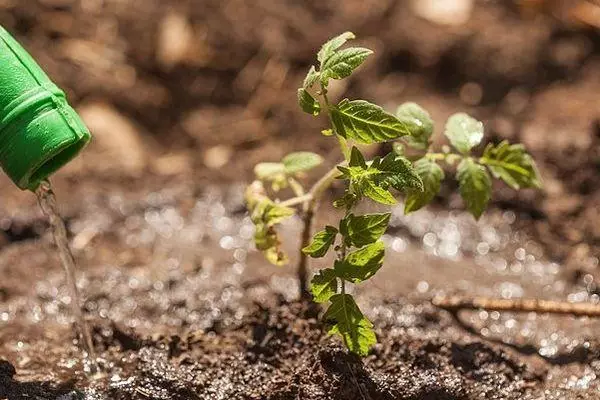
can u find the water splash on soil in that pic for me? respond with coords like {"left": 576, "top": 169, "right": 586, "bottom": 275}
{"left": 2, "top": 184, "right": 599, "bottom": 397}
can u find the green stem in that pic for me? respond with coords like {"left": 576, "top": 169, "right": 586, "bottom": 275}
{"left": 279, "top": 193, "right": 312, "bottom": 207}
{"left": 297, "top": 165, "right": 343, "bottom": 297}
{"left": 321, "top": 87, "right": 350, "bottom": 161}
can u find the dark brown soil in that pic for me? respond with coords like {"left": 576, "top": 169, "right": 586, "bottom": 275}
{"left": 1, "top": 0, "right": 600, "bottom": 398}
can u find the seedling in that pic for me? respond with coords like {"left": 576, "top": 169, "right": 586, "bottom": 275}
{"left": 245, "top": 32, "right": 540, "bottom": 356}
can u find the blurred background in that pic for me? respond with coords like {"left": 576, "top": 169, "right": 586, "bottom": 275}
{"left": 1, "top": 0, "right": 600, "bottom": 396}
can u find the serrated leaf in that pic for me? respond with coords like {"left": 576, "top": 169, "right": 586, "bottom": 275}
{"left": 457, "top": 158, "right": 491, "bottom": 219}
{"left": 317, "top": 31, "right": 355, "bottom": 64}
{"left": 335, "top": 241, "right": 385, "bottom": 283}
{"left": 310, "top": 269, "right": 338, "bottom": 303}
{"left": 282, "top": 152, "right": 323, "bottom": 174}
{"left": 331, "top": 99, "right": 411, "bottom": 144}
{"left": 298, "top": 88, "right": 321, "bottom": 116}
{"left": 341, "top": 213, "right": 390, "bottom": 247}
{"left": 254, "top": 162, "right": 285, "bottom": 180}
{"left": 404, "top": 158, "right": 444, "bottom": 214}
{"left": 337, "top": 150, "right": 421, "bottom": 206}
{"left": 481, "top": 141, "right": 541, "bottom": 190}
{"left": 444, "top": 113, "right": 484, "bottom": 154}
{"left": 362, "top": 179, "right": 396, "bottom": 205}
{"left": 302, "top": 226, "right": 338, "bottom": 258}
{"left": 377, "top": 153, "right": 423, "bottom": 192}
{"left": 396, "top": 102, "right": 434, "bottom": 150}
{"left": 303, "top": 65, "right": 320, "bottom": 89}
{"left": 324, "top": 294, "right": 376, "bottom": 356}
{"left": 321, "top": 47, "right": 372, "bottom": 84}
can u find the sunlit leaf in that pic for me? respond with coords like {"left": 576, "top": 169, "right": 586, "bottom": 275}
{"left": 282, "top": 151, "right": 323, "bottom": 174}
{"left": 303, "top": 65, "right": 320, "bottom": 89}
{"left": 444, "top": 113, "right": 484, "bottom": 154}
{"left": 254, "top": 162, "right": 285, "bottom": 180}
{"left": 331, "top": 99, "right": 411, "bottom": 144}
{"left": 310, "top": 268, "right": 338, "bottom": 303}
{"left": 302, "top": 226, "right": 338, "bottom": 258}
{"left": 317, "top": 31, "right": 356, "bottom": 64}
{"left": 376, "top": 153, "right": 423, "bottom": 192}
{"left": 337, "top": 148, "right": 421, "bottom": 206}
{"left": 334, "top": 241, "right": 385, "bottom": 283}
{"left": 481, "top": 141, "right": 541, "bottom": 190}
{"left": 340, "top": 213, "right": 390, "bottom": 247}
{"left": 396, "top": 102, "right": 434, "bottom": 150}
{"left": 324, "top": 294, "right": 376, "bottom": 356}
{"left": 321, "top": 47, "right": 372, "bottom": 84}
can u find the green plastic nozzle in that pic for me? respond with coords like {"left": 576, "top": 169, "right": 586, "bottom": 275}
{"left": 0, "top": 25, "right": 91, "bottom": 191}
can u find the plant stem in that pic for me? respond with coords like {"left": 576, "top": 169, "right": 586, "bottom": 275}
{"left": 321, "top": 87, "right": 350, "bottom": 161}
{"left": 297, "top": 165, "right": 342, "bottom": 297}
{"left": 279, "top": 194, "right": 313, "bottom": 207}
{"left": 433, "top": 295, "right": 600, "bottom": 317}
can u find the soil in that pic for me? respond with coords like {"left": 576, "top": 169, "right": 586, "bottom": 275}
{"left": 1, "top": 0, "right": 600, "bottom": 398}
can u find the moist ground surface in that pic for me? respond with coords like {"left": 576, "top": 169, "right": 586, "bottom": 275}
{"left": 1, "top": 0, "right": 600, "bottom": 398}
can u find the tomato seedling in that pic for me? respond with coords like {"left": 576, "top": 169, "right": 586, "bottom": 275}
{"left": 245, "top": 32, "right": 540, "bottom": 356}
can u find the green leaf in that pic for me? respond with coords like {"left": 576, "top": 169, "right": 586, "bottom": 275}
{"left": 396, "top": 102, "right": 434, "bottom": 150}
{"left": 254, "top": 162, "right": 285, "bottom": 180}
{"left": 349, "top": 146, "right": 367, "bottom": 168}
{"left": 302, "top": 226, "right": 338, "bottom": 258}
{"left": 297, "top": 88, "right": 321, "bottom": 116}
{"left": 340, "top": 213, "right": 390, "bottom": 247}
{"left": 245, "top": 184, "right": 293, "bottom": 266}
{"left": 264, "top": 246, "right": 288, "bottom": 266}
{"left": 321, "top": 47, "right": 373, "bottom": 84}
{"left": 337, "top": 151, "right": 421, "bottom": 206}
{"left": 263, "top": 203, "right": 295, "bottom": 226}
{"left": 456, "top": 158, "right": 491, "bottom": 219}
{"left": 331, "top": 99, "right": 411, "bottom": 144}
{"left": 282, "top": 152, "right": 323, "bottom": 174}
{"left": 333, "top": 191, "right": 359, "bottom": 210}
{"left": 362, "top": 179, "right": 397, "bottom": 205}
{"left": 481, "top": 141, "right": 541, "bottom": 190}
{"left": 324, "top": 294, "right": 376, "bottom": 356}
{"left": 317, "top": 31, "right": 355, "bottom": 64}
{"left": 376, "top": 153, "right": 423, "bottom": 192}
{"left": 404, "top": 158, "right": 444, "bottom": 214}
{"left": 310, "top": 268, "right": 338, "bottom": 303}
{"left": 303, "top": 65, "right": 320, "bottom": 89}
{"left": 335, "top": 241, "right": 385, "bottom": 283}
{"left": 444, "top": 113, "right": 484, "bottom": 154}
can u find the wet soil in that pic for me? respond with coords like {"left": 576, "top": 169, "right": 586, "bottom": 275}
{"left": 1, "top": 0, "right": 600, "bottom": 398}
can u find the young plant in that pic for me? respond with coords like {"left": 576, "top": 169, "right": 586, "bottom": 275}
{"left": 245, "top": 32, "right": 540, "bottom": 356}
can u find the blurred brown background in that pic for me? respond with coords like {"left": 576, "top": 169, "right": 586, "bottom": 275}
{"left": 0, "top": 0, "right": 599, "bottom": 270}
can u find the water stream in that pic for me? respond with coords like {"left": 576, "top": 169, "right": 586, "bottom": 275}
{"left": 35, "top": 180, "right": 96, "bottom": 370}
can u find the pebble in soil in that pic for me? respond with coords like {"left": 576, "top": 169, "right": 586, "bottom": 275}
{"left": 1, "top": 185, "right": 600, "bottom": 399}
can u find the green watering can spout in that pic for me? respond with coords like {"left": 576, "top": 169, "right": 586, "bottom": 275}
{"left": 0, "top": 25, "right": 91, "bottom": 191}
